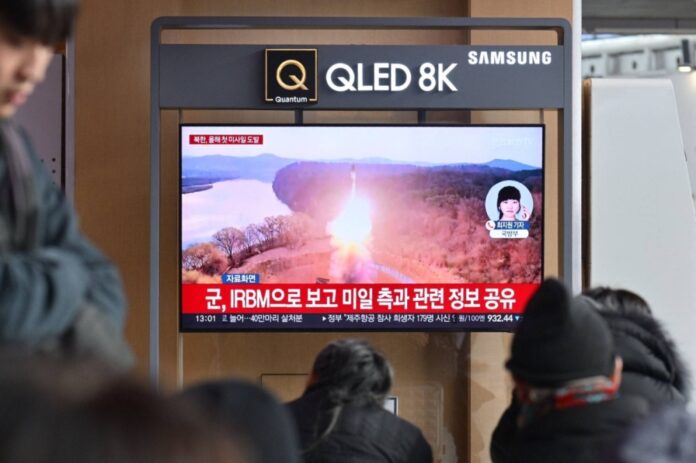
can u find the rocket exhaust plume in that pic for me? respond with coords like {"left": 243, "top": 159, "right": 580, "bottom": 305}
{"left": 327, "top": 165, "right": 375, "bottom": 283}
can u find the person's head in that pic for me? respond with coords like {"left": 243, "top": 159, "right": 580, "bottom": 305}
{"left": 0, "top": 351, "right": 244, "bottom": 463}
{"left": 497, "top": 185, "right": 521, "bottom": 220}
{"left": 506, "top": 279, "right": 621, "bottom": 392}
{"left": 177, "top": 380, "right": 301, "bottom": 463}
{"left": 582, "top": 287, "right": 652, "bottom": 317}
{"left": 0, "top": 0, "right": 79, "bottom": 118}
{"left": 0, "top": 349, "right": 119, "bottom": 454}
{"left": 308, "top": 338, "right": 392, "bottom": 407}
{"left": 6, "top": 380, "right": 246, "bottom": 463}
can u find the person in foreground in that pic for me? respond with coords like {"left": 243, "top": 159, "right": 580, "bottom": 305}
{"left": 606, "top": 406, "right": 696, "bottom": 463}
{"left": 0, "top": 0, "right": 130, "bottom": 368}
{"left": 490, "top": 279, "right": 649, "bottom": 463}
{"left": 583, "top": 287, "right": 690, "bottom": 408}
{"left": 288, "top": 339, "right": 433, "bottom": 463}
{"left": 177, "top": 379, "right": 302, "bottom": 463}
{"left": 0, "top": 362, "right": 245, "bottom": 463}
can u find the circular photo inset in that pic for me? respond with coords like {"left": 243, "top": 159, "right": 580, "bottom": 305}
{"left": 485, "top": 180, "right": 534, "bottom": 222}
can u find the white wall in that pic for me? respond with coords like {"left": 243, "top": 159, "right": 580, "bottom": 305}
{"left": 588, "top": 79, "right": 696, "bottom": 403}
{"left": 669, "top": 72, "right": 696, "bottom": 210}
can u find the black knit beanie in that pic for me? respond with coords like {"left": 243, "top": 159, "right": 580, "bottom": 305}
{"left": 506, "top": 278, "right": 616, "bottom": 386}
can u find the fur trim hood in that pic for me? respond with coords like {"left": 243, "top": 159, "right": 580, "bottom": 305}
{"left": 600, "top": 310, "right": 691, "bottom": 402}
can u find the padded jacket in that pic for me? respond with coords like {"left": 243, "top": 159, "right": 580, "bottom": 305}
{"left": 288, "top": 388, "right": 433, "bottom": 463}
{"left": 491, "top": 394, "right": 649, "bottom": 463}
{"left": 600, "top": 310, "right": 690, "bottom": 407}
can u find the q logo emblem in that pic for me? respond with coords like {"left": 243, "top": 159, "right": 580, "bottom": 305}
{"left": 276, "top": 59, "right": 308, "bottom": 91}
{"left": 265, "top": 49, "right": 317, "bottom": 103}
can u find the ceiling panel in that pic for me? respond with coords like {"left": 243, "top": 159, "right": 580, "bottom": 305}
{"left": 584, "top": 0, "right": 696, "bottom": 31}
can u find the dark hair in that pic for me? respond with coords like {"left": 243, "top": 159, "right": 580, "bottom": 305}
{"left": 0, "top": 349, "right": 119, "bottom": 462}
{"left": 177, "top": 380, "right": 302, "bottom": 463}
{"left": 582, "top": 287, "right": 652, "bottom": 317}
{"left": 0, "top": 0, "right": 79, "bottom": 45}
{"left": 311, "top": 338, "right": 392, "bottom": 408}
{"left": 497, "top": 185, "right": 521, "bottom": 219}
{"left": 303, "top": 339, "right": 393, "bottom": 454}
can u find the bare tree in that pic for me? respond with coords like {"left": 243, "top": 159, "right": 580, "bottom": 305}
{"left": 264, "top": 216, "right": 283, "bottom": 245}
{"left": 213, "top": 227, "right": 246, "bottom": 267}
{"left": 182, "top": 243, "right": 226, "bottom": 275}
{"left": 257, "top": 217, "right": 277, "bottom": 247}
{"left": 244, "top": 224, "right": 264, "bottom": 254}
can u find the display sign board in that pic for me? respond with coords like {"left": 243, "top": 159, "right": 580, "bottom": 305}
{"left": 150, "top": 18, "right": 573, "bottom": 376}
{"left": 160, "top": 45, "right": 564, "bottom": 109}
{"left": 180, "top": 124, "right": 544, "bottom": 331}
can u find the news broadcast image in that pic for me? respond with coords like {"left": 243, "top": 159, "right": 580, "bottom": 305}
{"left": 180, "top": 125, "right": 543, "bottom": 331}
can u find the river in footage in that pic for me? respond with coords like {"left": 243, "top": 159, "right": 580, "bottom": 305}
{"left": 181, "top": 179, "right": 291, "bottom": 248}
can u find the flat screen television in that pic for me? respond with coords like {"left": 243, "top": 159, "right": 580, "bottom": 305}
{"left": 180, "top": 124, "right": 544, "bottom": 331}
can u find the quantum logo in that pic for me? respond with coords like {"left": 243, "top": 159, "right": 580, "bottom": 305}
{"left": 276, "top": 59, "right": 308, "bottom": 91}
{"left": 265, "top": 49, "right": 317, "bottom": 104}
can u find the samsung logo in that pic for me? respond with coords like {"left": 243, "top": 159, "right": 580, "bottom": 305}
{"left": 468, "top": 50, "right": 552, "bottom": 66}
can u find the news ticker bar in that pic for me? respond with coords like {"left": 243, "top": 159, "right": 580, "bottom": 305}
{"left": 181, "top": 283, "right": 538, "bottom": 314}
{"left": 181, "top": 312, "right": 522, "bottom": 331}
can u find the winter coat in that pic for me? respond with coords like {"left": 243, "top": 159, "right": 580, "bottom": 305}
{"left": 0, "top": 121, "right": 131, "bottom": 369}
{"left": 609, "top": 406, "right": 696, "bottom": 463}
{"left": 491, "top": 309, "right": 689, "bottom": 463}
{"left": 288, "top": 388, "right": 432, "bottom": 463}
{"left": 600, "top": 310, "right": 690, "bottom": 408}
{"left": 490, "top": 394, "right": 649, "bottom": 463}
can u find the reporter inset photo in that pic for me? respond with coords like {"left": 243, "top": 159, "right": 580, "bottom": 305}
{"left": 485, "top": 181, "right": 534, "bottom": 236}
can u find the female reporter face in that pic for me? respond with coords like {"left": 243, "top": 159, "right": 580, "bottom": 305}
{"left": 499, "top": 198, "right": 520, "bottom": 221}
{"left": 0, "top": 30, "right": 52, "bottom": 119}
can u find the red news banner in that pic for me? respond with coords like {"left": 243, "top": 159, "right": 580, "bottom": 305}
{"left": 182, "top": 283, "right": 538, "bottom": 315}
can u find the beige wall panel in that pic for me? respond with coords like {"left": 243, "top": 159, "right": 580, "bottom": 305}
{"left": 177, "top": 0, "right": 467, "bottom": 17}
{"left": 468, "top": 332, "right": 512, "bottom": 461}
{"left": 163, "top": 29, "right": 468, "bottom": 45}
{"left": 260, "top": 373, "right": 310, "bottom": 402}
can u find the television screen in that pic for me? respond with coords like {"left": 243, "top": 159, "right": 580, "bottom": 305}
{"left": 180, "top": 125, "right": 543, "bottom": 331}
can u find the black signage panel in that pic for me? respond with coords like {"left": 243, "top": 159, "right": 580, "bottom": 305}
{"left": 160, "top": 44, "right": 564, "bottom": 109}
